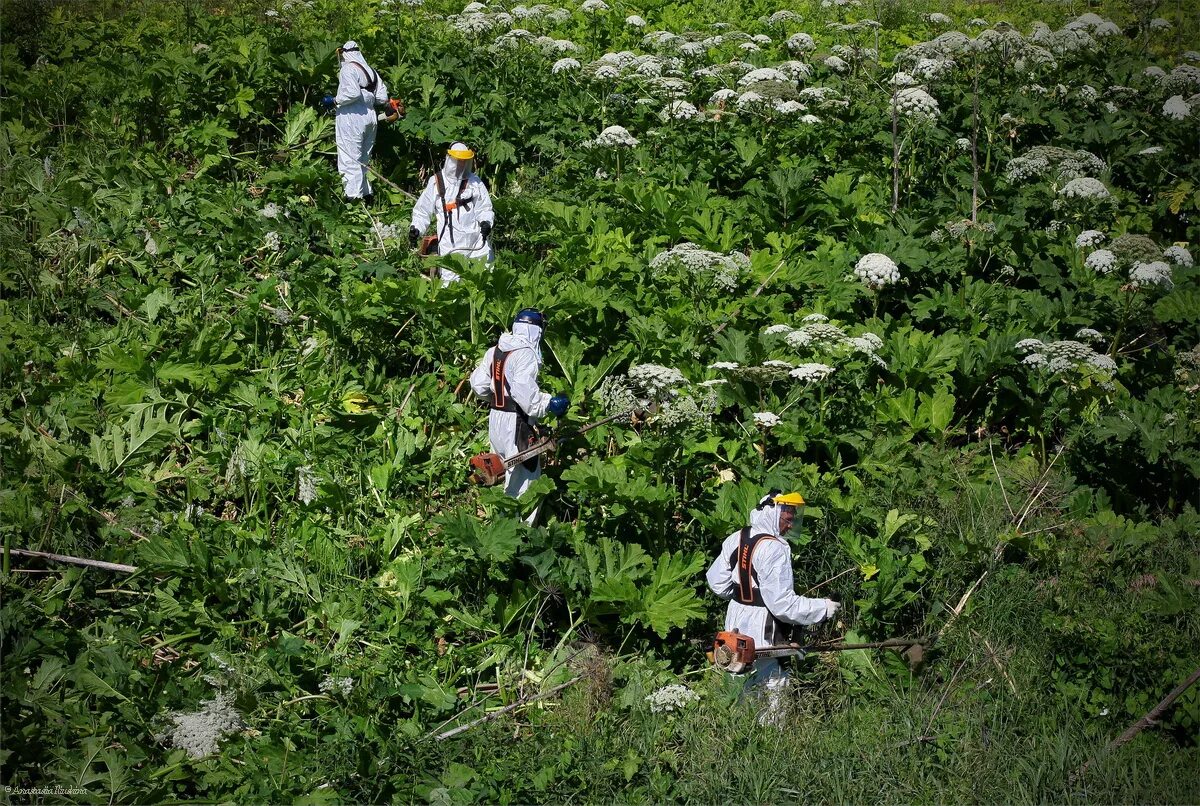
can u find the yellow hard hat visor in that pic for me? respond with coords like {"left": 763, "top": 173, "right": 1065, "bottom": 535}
{"left": 447, "top": 146, "right": 475, "bottom": 159}
{"left": 774, "top": 491, "right": 805, "bottom": 535}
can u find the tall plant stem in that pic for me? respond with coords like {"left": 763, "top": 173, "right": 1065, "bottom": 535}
{"left": 971, "top": 65, "right": 980, "bottom": 225}
{"left": 891, "top": 93, "right": 899, "bottom": 213}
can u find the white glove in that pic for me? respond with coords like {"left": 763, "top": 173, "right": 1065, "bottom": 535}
{"left": 824, "top": 599, "right": 841, "bottom": 620}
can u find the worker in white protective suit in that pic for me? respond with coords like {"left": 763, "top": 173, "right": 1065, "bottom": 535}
{"left": 409, "top": 142, "right": 494, "bottom": 286}
{"left": 332, "top": 41, "right": 389, "bottom": 201}
{"left": 706, "top": 490, "right": 841, "bottom": 725}
{"left": 469, "top": 309, "right": 569, "bottom": 515}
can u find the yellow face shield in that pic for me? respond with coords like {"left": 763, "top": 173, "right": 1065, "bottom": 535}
{"left": 774, "top": 492, "right": 806, "bottom": 535}
{"left": 447, "top": 146, "right": 475, "bottom": 160}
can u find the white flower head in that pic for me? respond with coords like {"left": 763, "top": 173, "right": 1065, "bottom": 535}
{"left": 823, "top": 55, "right": 848, "bottom": 72}
{"left": 1130, "top": 261, "right": 1173, "bottom": 290}
{"left": 591, "top": 125, "right": 638, "bottom": 147}
{"left": 1085, "top": 248, "right": 1118, "bottom": 275}
{"left": 708, "top": 361, "right": 740, "bottom": 370}
{"left": 1058, "top": 177, "right": 1110, "bottom": 200}
{"left": 1075, "top": 327, "right": 1104, "bottom": 344}
{"left": 736, "top": 91, "right": 766, "bottom": 110}
{"left": 645, "top": 684, "right": 700, "bottom": 713}
{"left": 753, "top": 411, "right": 782, "bottom": 428}
{"left": 155, "top": 692, "right": 244, "bottom": 759}
{"left": 553, "top": 57, "right": 581, "bottom": 73}
{"left": 625, "top": 14, "right": 646, "bottom": 27}
{"left": 580, "top": 0, "right": 608, "bottom": 12}
{"left": 297, "top": 465, "right": 318, "bottom": 504}
{"left": 787, "top": 32, "right": 816, "bottom": 52}
{"left": 660, "top": 100, "right": 700, "bottom": 120}
{"left": 891, "top": 87, "right": 941, "bottom": 121}
{"left": 319, "top": 675, "right": 355, "bottom": 696}
{"left": 789, "top": 363, "right": 834, "bottom": 383}
{"left": 260, "top": 202, "right": 281, "bottom": 219}
{"left": 739, "top": 67, "right": 790, "bottom": 87}
{"left": 1075, "top": 229, "right": 1106, "bottom": 249}
{"left": 777, "top": 60, "right": 813, "bottom": 81}
{"left": 651, "top": 242, "right": 749, "bottom": 289}
{"left": 854, "top": 253, "right": 901, "bottom": 289}
{"left": 1163, "top": 245, "right": 1193, "bottom": 267}
{"left": 1014, "top": 338, "right": 1045, "bottom": 354}
{"left": 1163, "top": 95, "right": 1192, "bottom": 120}
{"left": 627, "top": 363, "right": 687, "bottom": 394}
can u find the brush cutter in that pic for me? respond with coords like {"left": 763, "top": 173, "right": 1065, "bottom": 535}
{"left": 709, "top": 629, "right": 926, "bottom": 673}
{"left": 468, "top": 410, "right": 633, "bottom": 486}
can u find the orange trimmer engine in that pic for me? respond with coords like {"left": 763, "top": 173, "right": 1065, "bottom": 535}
{"left": 468, "top": 452, "right": 507, "bottom": 486}
{"left": 712, "top": 630, "right": 757, "bottom": 674}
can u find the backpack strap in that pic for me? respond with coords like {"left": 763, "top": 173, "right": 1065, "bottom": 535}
{"left": 729, "top": 529, "right": 780, "bottom": 607}
{"left": 490, "top": 345, "right": 541, "bottom": 472}
{"left": 490, "top": 346, "right": 517, "bottom": 413}
{"left": 347, "top": 61, "right": 378, "bottom": 93}
{"left": 434, "top": 173, "right": 456, "bottom": 244}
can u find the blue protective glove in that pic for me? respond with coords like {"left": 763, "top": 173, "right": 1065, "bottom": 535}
{"left": 548, "top": 394, "right": 569, "bottom": 418}
{"left": 321, "top": 94, "right": 336, "bottom": 110}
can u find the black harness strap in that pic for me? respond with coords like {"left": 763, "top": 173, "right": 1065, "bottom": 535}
{"left": 434, "top": 173, "right": 473, "bottom": 245}
{"left": 490, "top": 347, "right": 519, "bottom": 413}
{"left": 729, "top": 528, "right": 780, "bottom": 607}
{"left": 489, "top": 345, "right": 540, "bottom": 472}
{"left": 347, "top": 61, "right": 378, "bottom": 93}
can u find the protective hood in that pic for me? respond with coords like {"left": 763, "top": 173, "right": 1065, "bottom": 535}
{"left": 500, "top": 324, "right": 543, "bottom": 365}
{"left": 341, "top": 40, "right": 359, "bottom": 53}
{"left": 442, "top": 142, "right": 474, "bottom": 185}
{"left": 749, "top": 496, "right": 783, "bottom": 538}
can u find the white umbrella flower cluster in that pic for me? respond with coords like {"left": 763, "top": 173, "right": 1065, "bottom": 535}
{"left": 1058, "top": 177, "right": 1110, "bottom": 200}
{"left": 891, "top": 87, "right": 941, "bottom": 121}
{"left": 854, "top": 253, "right": 901, "bottom": 289}
{"left": 587, "top": 125, "right": 638, "bottom": 148}
{"left": 1129, "top": 261, "right": 1173, "bottom": 290}
{"left": 650, "top": 242, "right": 750, "bottom": 290}
{"left": 1016, "top": 338, "right": 1117, "bottom": 376}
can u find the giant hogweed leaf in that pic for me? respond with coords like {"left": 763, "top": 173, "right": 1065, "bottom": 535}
{"left": 630, "top": 550, "right": 706, "bottom": 637}
{"left": 886, "top": 327, "right": 963, "bottom": 389}
{"left": 281, "top": 105, "right": 318, "bottom": 150}
{"left": 268, "top": 554, "right": 320, "bottom": 603}
{"left": 1153, "top": 290, "right": 1200, "bottom": 326}
{"left": 137, "top": 534, "right": 193, "bottom": 573}
{"left": 473, "top": 518, "right": 523, "bottom": 564}
{"left": 90, "top": 404, "right": 182, "bottom": 473}
{"left": 581, "top": 537, "right": 651, "bottom": 591}
{"left": 438, "top": 511, "right": 524, "bottom": 565}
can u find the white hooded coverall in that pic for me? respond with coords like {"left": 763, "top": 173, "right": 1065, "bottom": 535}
{"left": 410, "top": 154, "right": 495, "bottom": 284}
{"left": 334, "top": 42, "right": 388, "bottom": 199}
{"left": 706, "top": 501, "right": 834, "bottom": 723}
{"left": 468, "top": 323, "right": 551, "bottom": 499}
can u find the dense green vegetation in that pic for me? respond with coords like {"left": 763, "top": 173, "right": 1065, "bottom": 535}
{"left": 1, "top": 0, "right": 1197, "bottom": 801}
